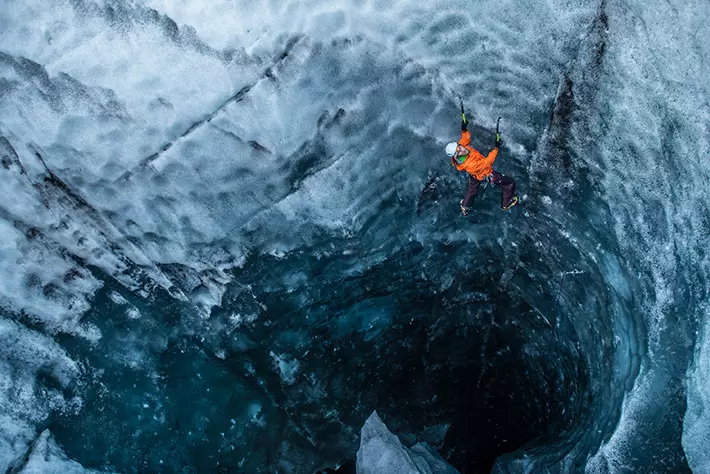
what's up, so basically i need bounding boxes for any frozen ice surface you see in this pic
[0,318,82,471]
[16,430,108,474]
[683,314,710,473]
[0,0,598,331]
[0,0,709,472]
[357,411,458,474]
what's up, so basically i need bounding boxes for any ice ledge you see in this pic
[14,429,109,474]
[356,411,458,474]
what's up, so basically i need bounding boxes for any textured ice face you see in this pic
[0,319,83,472]
[356,411,457,474]
[0,0,709,472]
[0,0,597,338]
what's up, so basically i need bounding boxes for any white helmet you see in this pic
[445,142,458,157]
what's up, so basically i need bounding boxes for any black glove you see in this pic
[494,133,502,149]
[461,120,468,132]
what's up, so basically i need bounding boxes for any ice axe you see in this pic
[459,96,467,125]
[459,96,502,144]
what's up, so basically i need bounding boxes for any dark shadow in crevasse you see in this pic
[46,241,587,474]
[304,251,587,473]
[412,294,585,473]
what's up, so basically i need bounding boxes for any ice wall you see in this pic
[0,0,597,326]
[0,318,84,472]
[15,430,106,474]
[0,0,709,472]
[356,411,457,474]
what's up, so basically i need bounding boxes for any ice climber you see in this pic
[445,113,518,215]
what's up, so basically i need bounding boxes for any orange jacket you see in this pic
[452,130,498,180]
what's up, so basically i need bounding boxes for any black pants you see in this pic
[462,170,516,209]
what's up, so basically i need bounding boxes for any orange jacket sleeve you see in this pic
[484,148,498,167]
[459,130,471,146]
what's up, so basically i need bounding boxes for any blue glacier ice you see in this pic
[0,0,709,472]
[356,411,457,473]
